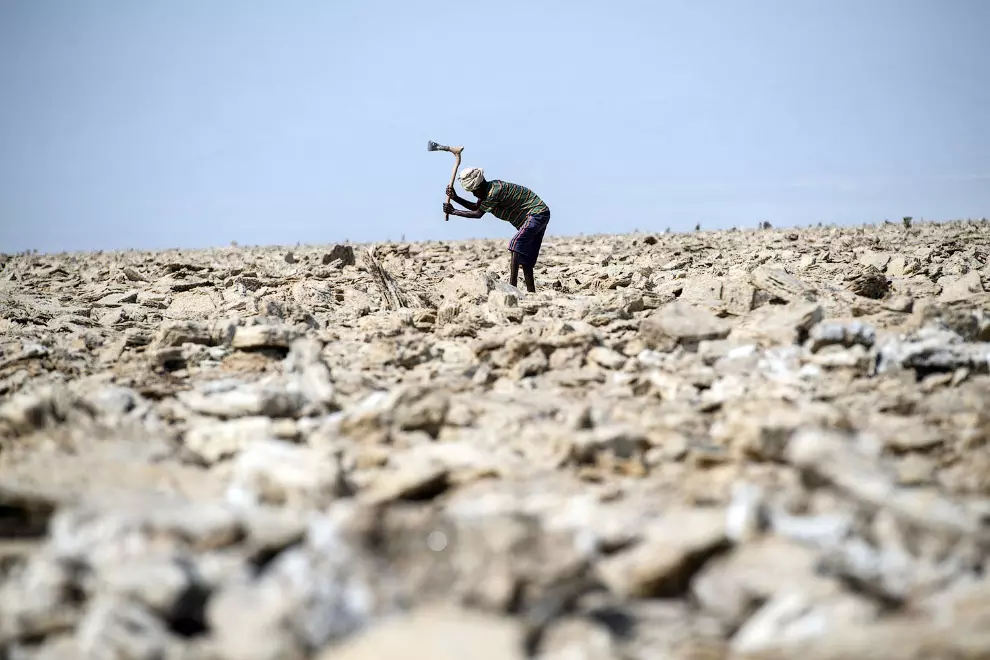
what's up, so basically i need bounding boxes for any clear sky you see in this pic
[1,0,988,253]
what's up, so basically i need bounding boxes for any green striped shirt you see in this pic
[478,180,549,229]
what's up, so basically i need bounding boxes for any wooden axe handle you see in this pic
[444,149,462,222]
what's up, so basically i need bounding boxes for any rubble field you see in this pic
[2,220,990,659]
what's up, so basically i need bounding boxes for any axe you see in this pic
[427,140,463,222]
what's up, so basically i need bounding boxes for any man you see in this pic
[443,167,550,293]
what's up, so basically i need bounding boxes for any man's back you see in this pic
[478,180,549,229]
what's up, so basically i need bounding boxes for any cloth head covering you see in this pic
[459,167,485,192]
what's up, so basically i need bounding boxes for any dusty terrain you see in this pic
[2,220,990,659]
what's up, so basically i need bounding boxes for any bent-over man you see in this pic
[444,166,550,293]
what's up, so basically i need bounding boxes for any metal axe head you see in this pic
[427,141,463,155]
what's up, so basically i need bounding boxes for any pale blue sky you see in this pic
[1,0,988,253]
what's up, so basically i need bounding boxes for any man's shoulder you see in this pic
[482,180,506,200]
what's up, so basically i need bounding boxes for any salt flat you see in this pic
[2,220,990,658]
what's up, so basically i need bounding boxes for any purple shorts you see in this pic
[508,211,550,268]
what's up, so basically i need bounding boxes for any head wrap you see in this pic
[459,167,485,192]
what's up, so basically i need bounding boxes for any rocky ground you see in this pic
[1,220,990,659]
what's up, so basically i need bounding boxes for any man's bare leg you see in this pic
[509,253,536,292]
[521,265,535,293]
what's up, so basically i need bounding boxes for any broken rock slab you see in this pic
[596,508,729,598]
[749,265,816,302]
[337,385,451,442]
[730,588,880,657]
[940,270,985,302]
[317,606,525,660]
[729,302,823,347]
[807,320,876,353]
[720,278,759,315]
[691,537,834,629]
[586,346,627,370]
[0,385,84,438]
[226,439,345,508]
[876,330,990,377]
[785,428,987,543]
[177,381,307,420]
[844,264,890,299]
[183,417,278,464]
[231,324,300,351]
[363,461,450,504]
[639,302,731,352]
[322,244,356,267]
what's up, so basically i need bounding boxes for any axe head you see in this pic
[427,141,463,155]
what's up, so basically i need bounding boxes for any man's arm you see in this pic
[443,202,485,219]
[445,186,479,211]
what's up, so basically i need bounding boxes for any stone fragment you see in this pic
[940,270,985,302]
[869,415,942,453]
[337,386,451,441]
[725,482,766,542]
[0,554,84,644]
[730,589,879,656]
[845,264,890,299]
[95,557,195,617]
[124,327,155,346]
[679,276,722,305]
[896,454,937,486]
[750,265,816,301]
[508,348,549,379]
[488,290,518,309]
[231,324,299,350]
[710,403,826,461]
[96,290,140,306]
[322,244,356,267]
[536,617,618,660]
[207,582,307,660]
[586,346,627,370]
[165,290,216,318]
[292,281,336,310]
[123,266,148,282]
[883,295,914,313]
[318,606,525,660]
[436,302,462,325]
[691,537,828,628]
[184,417,276,463]
[178,382,306,419]
[569,426,650,466]
[807,320,876,352]
[729,302,823,347]
[81,385,142,418]
[596,509,728,598]
[720,278,758,314]
[98,337,128,365]
[876,331,990,376]
[0,385,78,437]
[76,596,180,660]
[155,320,216,347]
[365,462,450,504]
[859,250,891,271]
[284,337,338,413]
[226,439,344,508]
[639,301,731,351]
[785,428,984,541]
